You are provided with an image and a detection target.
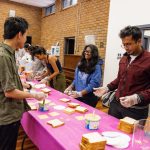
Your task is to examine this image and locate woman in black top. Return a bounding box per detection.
[30,46,66,92]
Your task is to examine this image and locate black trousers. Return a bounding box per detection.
[108,98,148,120]
[77,93,99,107]
[0,121,20,150]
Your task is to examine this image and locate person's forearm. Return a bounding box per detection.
[5,89,33,100]
[107,78,119,91]
[48,72,59,80]
[69,83,74,89]
[81,90,88,96]
[41,71,49,78]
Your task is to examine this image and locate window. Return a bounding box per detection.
[45,3,55,16]
[62,0,77,9]
[138,24,150,51]
[64,37,75,54]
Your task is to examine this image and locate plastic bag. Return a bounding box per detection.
[101,91,116,107]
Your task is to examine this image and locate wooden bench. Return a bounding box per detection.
[63,67,75,86]
[63,55,81,87]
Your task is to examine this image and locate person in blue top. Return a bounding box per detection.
[64,44,103,107]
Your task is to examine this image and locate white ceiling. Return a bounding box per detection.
[9,0,55,8]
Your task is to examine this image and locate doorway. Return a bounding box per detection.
[64,37,75,54]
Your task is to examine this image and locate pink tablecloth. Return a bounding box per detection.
[21,87,133,150]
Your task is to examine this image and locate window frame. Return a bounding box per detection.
[45,3,55,16]
[62,0,77,9]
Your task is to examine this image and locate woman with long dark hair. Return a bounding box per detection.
[64,44,103,107]
[30,46,66,92]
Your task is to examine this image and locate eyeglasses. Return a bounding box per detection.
[84,50,91,54]
[121,42,137,49]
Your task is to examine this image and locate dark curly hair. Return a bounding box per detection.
[29,45,47,56]
[119,26,142,42]
[28,45,46,61]
[78,44,99,74]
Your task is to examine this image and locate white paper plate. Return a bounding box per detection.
[104,137,121,146]
[102,131,120,138]
[102,131,130,148]
[102,131,130,142]
[53,105,66,110]
[114,141,129,149]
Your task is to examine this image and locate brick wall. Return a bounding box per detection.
[0,0,41,45]
[41,0,110,64]
[0,0,110,65]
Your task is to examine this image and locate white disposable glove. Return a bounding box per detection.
[64,85,73,94]
[34,75,42,81]
[40,77,49,85]
[93,86,109,97]
[30,91,46,101]
[120,94,139,108]
[34,70,42,77]
[70,91,82,98]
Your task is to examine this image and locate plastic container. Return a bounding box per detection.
[38,100,50,112]
[85,113,101,130]
[132,119,150,149]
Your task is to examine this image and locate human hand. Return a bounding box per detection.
[34,70,43,77]
[64,86,73,94]
[34,75,42,81]
[31,91,46,101]
[70,91,82,98]
[120,94,138,108]
[93,87,109,97]
[40,77,49,85]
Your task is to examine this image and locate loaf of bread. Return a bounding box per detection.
[118,117,137,134]
[80,132,106,150]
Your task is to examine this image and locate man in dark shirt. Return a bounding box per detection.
[94,26,150,120]
[0,17,46,150]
